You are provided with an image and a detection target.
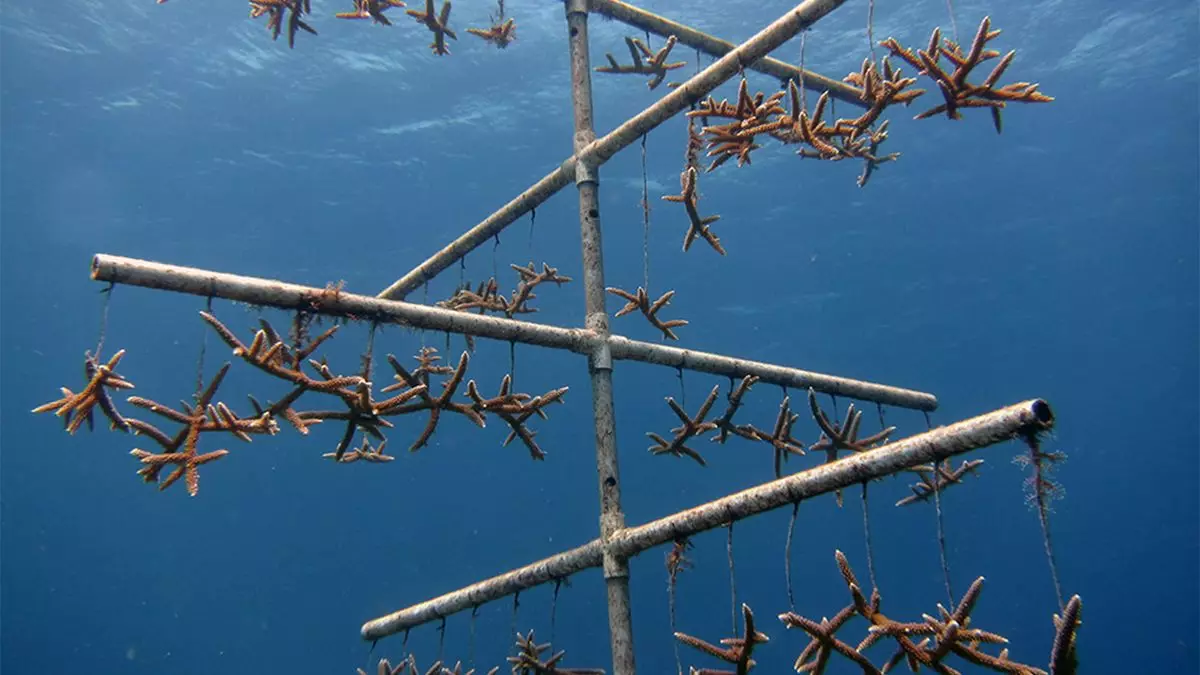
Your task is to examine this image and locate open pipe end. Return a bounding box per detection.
[1030,398,1054,428]
[90,254,105,281]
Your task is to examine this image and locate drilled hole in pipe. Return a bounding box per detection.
[605,476,616,488]
[588,208,599,218]
[570,27,578,36]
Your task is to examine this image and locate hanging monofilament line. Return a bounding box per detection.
[798,30,808,112]
[509,340,517,387]
[364,321,378,380]
[365,639,378,672]
[420,281,430,348]
[193,296,214,400]
[857,401,887,590]
[460,256,467,287]
[640,132,651,293]
[784,501,800,611]
[469,606,478,668]
[1021,430,1067,610]
[94,281,114,358]
[861,482,878,592]
[510,591,520,648]
[669,576,682,675]
[944,0,960,44]
[666,538,690,675]
[492,233,501,280]
[866,0,877,61]
[676,366,686,409]
[550,579,562,646]
[727,521,739,637]
[925,413,956,610]
[527,208,536,258]
[437,617,447,662]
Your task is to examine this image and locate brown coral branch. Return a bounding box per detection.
[661,167,724,255]
[896,458,985,506]
[405,0,456,55]
[595,35,686,90]
[33,349,134,434]
[647,385,720,466]
[606,286,688,341]
[676,604,769,675]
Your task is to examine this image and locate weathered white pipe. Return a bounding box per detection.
[359,398,1054,639]
[91,254,937,410]
[376,0,855,301]
[589,0,864,106]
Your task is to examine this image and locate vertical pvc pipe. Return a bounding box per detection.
[564,2,636,675]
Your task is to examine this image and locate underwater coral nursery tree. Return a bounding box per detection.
[38,0,1077,673]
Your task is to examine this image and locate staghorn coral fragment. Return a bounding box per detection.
[1049,595,1082,675]
[662,167,724,254]
[853,120,900,188]
[806,388,895,506]
[807,391,893,450]
[896,458,985,506]
[200,311,366,395]
[606,286,688,341]
[745,396,806,478]
[687,79,784,171]
[709,375,760,444]
[336,0,406,24]
[466,0,513,48]
[439,262,570,321]
[122,365,260,496]
[406,0,456,55]
[682,70,916,185]
[129,426,229,497]
[467,17,515,48]
[33,349,134,434]
[201,311,399,459]
[881,16,1053,133]
[248,0,316,48]
[676,603,768,675]
[779,609,879,675]
[377,349,484,451]
[323,436,395,463]
[594,35,686,90]
[358,657,407,675]
[508,631,605,675]
[297,348,401,461]
[781,550,1050,675]
[465,374,567,460]
[647,385,721,466]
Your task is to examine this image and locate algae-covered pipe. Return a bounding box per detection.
[359,398,1054,639]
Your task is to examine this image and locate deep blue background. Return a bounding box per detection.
[2,0,1197,673]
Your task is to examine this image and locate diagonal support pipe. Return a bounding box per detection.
[359,399,1054,640]
[90,253,937,411]
[376,0,854,301]
[588,0,864,105]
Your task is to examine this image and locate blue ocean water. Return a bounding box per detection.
[2,0,1196,673]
